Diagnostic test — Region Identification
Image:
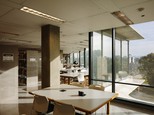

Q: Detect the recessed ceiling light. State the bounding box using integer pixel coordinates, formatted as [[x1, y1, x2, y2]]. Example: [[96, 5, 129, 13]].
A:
[[111, 11, 133, 25], [20, 7, 65, 23], [137, 7, 144, 12], [141, 14, 145, 17]]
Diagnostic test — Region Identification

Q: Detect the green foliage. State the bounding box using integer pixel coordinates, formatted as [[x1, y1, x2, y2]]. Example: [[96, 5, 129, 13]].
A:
[[138, 53, 154, 86]]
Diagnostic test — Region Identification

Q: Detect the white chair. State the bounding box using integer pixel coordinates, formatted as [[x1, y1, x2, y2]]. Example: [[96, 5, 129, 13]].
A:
[[71, 72, 85, 87], [31, 95, 54, 115], [77, 72, 85, 83]]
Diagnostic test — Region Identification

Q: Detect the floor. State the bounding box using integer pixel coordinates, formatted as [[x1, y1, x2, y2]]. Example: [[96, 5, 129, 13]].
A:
[[0, 85, 153, 115]]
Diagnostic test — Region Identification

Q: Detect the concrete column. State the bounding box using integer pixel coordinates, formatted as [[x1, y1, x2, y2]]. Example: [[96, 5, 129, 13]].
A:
[[41, 24, 60, 88]]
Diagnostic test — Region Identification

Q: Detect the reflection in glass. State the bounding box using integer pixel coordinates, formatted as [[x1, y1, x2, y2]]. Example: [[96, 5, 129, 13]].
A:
[[90, 22, 154, 105], [74, 52, 79, 64], [92, 31, 101, 79], [85, 48, 89, 68], [102, 30, 112, 81], [80, 50, 84, 67], [70, 53, 73, 64]]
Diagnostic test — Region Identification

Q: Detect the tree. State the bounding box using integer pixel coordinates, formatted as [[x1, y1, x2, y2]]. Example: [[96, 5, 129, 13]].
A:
[[138, 53, 154, 86]]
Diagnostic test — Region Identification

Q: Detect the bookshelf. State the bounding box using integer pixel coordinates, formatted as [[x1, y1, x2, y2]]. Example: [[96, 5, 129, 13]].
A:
[[18, 50, 27, 86], [18, 49, 41, 86]]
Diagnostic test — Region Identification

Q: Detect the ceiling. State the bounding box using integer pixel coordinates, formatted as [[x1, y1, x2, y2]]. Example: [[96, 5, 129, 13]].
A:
[[0, 0, 153, 54]]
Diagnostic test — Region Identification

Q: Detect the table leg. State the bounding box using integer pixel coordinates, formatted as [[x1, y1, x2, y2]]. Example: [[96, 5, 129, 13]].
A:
[[63, 77, 66, 84], [107, 102, 110, 115], [85, 112, 91, 115], [68, 78, 70, 84]]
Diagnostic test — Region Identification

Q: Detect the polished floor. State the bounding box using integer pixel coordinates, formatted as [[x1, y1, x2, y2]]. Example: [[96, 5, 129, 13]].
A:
[[0, 85, 153, 115]]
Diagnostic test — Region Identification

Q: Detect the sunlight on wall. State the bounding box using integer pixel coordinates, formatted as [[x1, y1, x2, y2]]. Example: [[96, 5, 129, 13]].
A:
[[0, 66, 18, 104], [50, 56, 61, 87]]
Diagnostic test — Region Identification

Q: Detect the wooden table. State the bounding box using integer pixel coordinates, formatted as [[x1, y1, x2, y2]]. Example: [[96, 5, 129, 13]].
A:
[[30, 84, 118, 115], [60, 73, 78, 84]]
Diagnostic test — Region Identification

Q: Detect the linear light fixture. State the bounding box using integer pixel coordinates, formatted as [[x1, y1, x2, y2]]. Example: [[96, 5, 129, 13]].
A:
[[20, 6, 65, 23], [111, 11, 133, 25], [0, 31, 19, 36]]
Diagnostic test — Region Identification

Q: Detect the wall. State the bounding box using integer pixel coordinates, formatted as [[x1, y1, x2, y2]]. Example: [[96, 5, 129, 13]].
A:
[[27, 50, 39, 87], [0, 45, 18, 104]]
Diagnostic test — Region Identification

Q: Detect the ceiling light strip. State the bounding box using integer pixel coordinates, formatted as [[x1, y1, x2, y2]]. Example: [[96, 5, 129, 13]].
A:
[[111, 11, 133, 25], [20, 7, 65, 23]]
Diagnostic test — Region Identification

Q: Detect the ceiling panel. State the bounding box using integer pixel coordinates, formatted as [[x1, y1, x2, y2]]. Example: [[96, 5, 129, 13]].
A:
[[121, 0, 154, 24], [70, 12, 125, 32], [112, 0, 150, 9], [0, 0, 153, 53], [91, 0, 119, 12], [0, 21, 38, 35], [9, 0, 26, 4], [22, 0, 104, 21], [0, 9, 59, 27], [0, 0, 22, 8], [0, 4, 12, 16]]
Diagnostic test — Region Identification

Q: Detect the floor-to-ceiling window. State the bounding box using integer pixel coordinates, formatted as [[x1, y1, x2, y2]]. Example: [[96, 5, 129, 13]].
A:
[[91, 29, 112, 91], [126, 22, 154, 105], [85, 48, 89, 69], [92, 31, 102, 80], [80, 50, 84, 67], [90, 21, 154, 106], [74, 52, 79, 64], [101, 29, 113, 91], [122, 41, 128, 72], [70, 53, 73, 64]]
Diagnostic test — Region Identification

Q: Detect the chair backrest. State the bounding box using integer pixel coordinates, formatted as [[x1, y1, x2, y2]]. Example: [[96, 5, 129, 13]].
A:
[[53, 102, 75, 115], [89, 84, 104, 91], [32, 95, 49, 113], [70, 82, 85, 87], [77, 72, 85, 83]]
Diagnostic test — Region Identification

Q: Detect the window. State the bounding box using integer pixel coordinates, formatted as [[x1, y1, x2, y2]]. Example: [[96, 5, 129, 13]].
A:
[[85, 48, 89, 68], [80, 50, 84, 67], [90, 21, 154, 106], [74, 52, 79, 64]]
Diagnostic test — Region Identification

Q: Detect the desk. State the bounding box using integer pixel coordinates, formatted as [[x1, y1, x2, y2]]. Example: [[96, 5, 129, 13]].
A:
[[60, 73, 78, 84], [30, 84, 118, 115]]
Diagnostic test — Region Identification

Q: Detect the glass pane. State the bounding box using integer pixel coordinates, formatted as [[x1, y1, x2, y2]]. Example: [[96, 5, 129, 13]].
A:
[[122, 41, 128, 72], [70, 53, 73, 64], [74, 52, 79, 64], [80, 50, 84, 67], [91, 30, 112, 91], [85, 48, 89, 69], [92, 81, 112, 92], [102, 30, 112, 81], [116, 21, 154, 105], [115, 83, 154, 105], [92, 31, 101, 79], [115, 39, 122, 81], [90, 22, 154, 106]]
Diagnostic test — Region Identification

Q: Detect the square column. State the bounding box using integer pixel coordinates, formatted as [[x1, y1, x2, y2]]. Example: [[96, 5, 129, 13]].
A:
[[41, 25, 60, 88]]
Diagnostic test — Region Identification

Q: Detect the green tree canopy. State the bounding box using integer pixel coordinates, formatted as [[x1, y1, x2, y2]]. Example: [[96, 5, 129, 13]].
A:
[[138, 53, 154, 86]]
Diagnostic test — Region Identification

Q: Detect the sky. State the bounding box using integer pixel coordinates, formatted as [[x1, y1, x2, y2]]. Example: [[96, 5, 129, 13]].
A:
[[130, 21, 154, 57]]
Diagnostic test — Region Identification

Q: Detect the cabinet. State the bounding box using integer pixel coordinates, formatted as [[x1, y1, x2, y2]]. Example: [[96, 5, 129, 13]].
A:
[[18, 50, 41, 86]]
